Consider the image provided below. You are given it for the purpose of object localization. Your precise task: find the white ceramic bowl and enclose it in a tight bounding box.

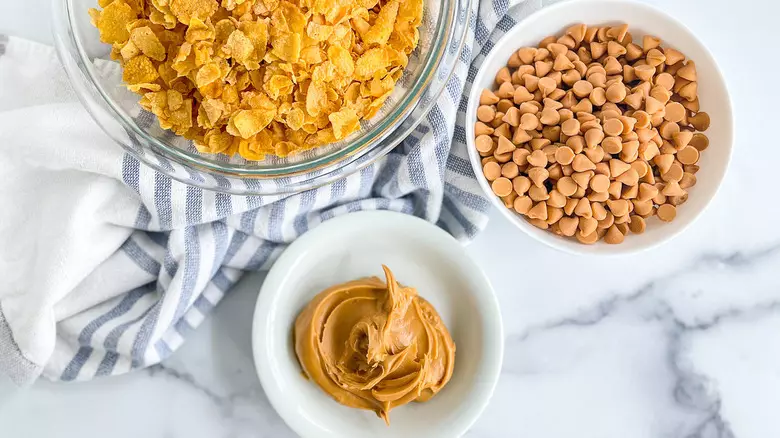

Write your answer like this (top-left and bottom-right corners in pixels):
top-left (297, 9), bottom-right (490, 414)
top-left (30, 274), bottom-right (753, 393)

top-left (465, 0), bottom-right (734, 255)
top-left (252, 211), bottom-right (503, 438)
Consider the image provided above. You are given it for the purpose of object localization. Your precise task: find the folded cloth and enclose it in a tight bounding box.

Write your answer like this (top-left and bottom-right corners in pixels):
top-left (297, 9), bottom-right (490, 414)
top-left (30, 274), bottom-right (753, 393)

top-left (0, 0), bottom-right (543, 384)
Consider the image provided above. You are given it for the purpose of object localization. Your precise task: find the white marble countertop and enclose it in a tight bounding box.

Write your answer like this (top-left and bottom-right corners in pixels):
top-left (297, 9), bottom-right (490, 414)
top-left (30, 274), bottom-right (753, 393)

top-left (2, 0), bottom-right (779, 437)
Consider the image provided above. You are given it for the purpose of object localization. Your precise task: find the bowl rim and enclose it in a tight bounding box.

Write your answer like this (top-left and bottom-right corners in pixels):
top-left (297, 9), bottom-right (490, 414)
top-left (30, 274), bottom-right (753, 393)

top-left (465, 0), bottom-right (735, 256)
top-left (59, 0), bottom-right (470, 181)
top-left (251, 210), bottom-right (504, 437)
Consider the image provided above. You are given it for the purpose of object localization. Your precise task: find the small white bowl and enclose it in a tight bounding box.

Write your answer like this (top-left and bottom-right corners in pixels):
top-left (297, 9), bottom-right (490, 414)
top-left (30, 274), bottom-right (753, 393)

top-left (252, 211), bottom-right (503, 438)
top-left (465, 0), bottom-right (734, 255)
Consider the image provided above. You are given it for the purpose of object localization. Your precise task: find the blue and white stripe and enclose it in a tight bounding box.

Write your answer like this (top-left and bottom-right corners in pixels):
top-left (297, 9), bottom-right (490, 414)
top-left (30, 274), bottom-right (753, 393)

top-left (48, 0), bottom-right (544, 381)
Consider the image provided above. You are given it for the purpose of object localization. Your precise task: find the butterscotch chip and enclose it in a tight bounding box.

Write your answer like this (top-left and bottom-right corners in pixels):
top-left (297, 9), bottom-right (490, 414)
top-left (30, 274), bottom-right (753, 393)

top-left (527, 201), bottom-right (548, 220)
top-left (627, 215), bottom-right (645, 234)
top-left (646, 48), bottom-right (666, 67)
top-left (689, 112), bottom-right (710, 131)
top-left (477, 105), bottom-right (496, 123)
top-left (523, 74), bottom-right (540, 92)
top-left (583, 129), bottom-right (604, 149)
top-left (604, 225), bottom-right (625, 244)
top-left (633, 199), bottom-right (654, 217)
top-left (606, 199), bottom-right (630, 217)
top-left (556, 176), bottom-right (578, 197)
top-left (547, 189), bottom-right (567, 209)
top-left (607, 40), bottom-right (627, 57)
top-left (661, 162), bottom-right (684, 183)
top-left (517, 47), bottom-right (538, 64)
top-left (576, 230), bottom-right (599, 244)
top-left (528, 218), bottom-right (549, 229)
top-left (535, 60), bottom-right (553, 78)
top-left (513, 86), bottom-right (534, 104)
top-left (633, 111), bottom-right (651, 129)
top-left (528, 167), bottom-right (550, 188)
top-left (527, 149), bottom-right (548, 167)
top-left (662, 179), bottom-right (686, 197)
top-left (571, 80), bottom-right (593, 98)
top-left (689, 133), bottom-right (709, 151)
top-left (519, 102), bottom-right (540, 115)
top-left (607, 24), bottom-right (629, 42)
top-left (677, 146), bottom-right (700, 165)
top-left (540, 108), bottom-right (561, 125)
top-left (492, 177), bottom-right (513, 197)
top-left (497, 82), bottom-right (514, 100)
top-left (622, 184), bottom-right (639, 200)
top-left (483, 162), bottom-right (501, 181)
top-left (590, 174), bottom-right (610, 193)
top-left (588, 73), bottom-right (608, 89)
top-left (650, 85), bottom-right (672, 104)
top-left (546, 206), bottom-right (564, 225)
top-left (678, 82), bottom-right (698, 101)
top-left (603, 119), bottom-right (623, 137)
top-left (560, 118), bottom-right (580, 137)
top-left (609, 159), bottom-right (631, 178)
top-left (574, 197), bottom-right (593, 218)
top-left (630, 160), bottom-right (649, 178)
top-left (501, 107), bottom-right (520, 127)
top-left (604, 57), bottom-right (623, 75)
top-left (531, 138), bottom-right (552, 150)
top-left (513, 176), bottom-right (532, 195)
top-left (682, 98), bottom-right (700, 112)
top-left (634, 65), bottom-right (655, 81)
top-left (502, 162), bottom-right (520, 179)
top-left (597, 211), bottom-right (615, 229)
top-left (496, 136), bottom-right (516, 155)
top-left (684, 164), bottom-right (700, 174)
top-left (518, 113), bottom-right (538, 131)
top-left (497, 99), bottom-right (514, 114)
top-left (601, 136), bottom-right (622, 155)
top-left (494, 151), bottom-right (512, 163)
top-left (557, 216), bottom-right (579, 236)
top-left (513, 128), bottom-right (532, 144)
top-left (507, 51), bottom-right (523, 68)
top-left (617, 168), bottom-right (639, 186)
top-left (657, 203), bottom-right (677, 221)
top-left (496, 67), bottom-right (512, 84)
top-left (491, 113), bottom-right (507, 129)
top-left (553, 54), bottom-right (575, 72)
top-left (475, 122), bottom-right (494, 136)
top-left (584, 146), bottom-right (605, 164)
top-left (664, 47), bottom-right (685, 65)
top-left (554, 146), bottom-right (576, 165)
top-left (480, 89), bottom-right (500, 105)
top-left (475, 135), bottom-right (494, 153)
top-left (572, 171), bottom-right (593, 189)
top-left (513, 196), bottom-right (533, 214)
top-left (578, 216), bottom-right (598, 236)
top-left (590, 201), bottom-right (607, 221)
top-left (659, 121), bottom-right (680, 140)
top-left (672, 131), bottom-right (693, 149)
top-left (572, 154), bottom-right (597, 172)
top-left (502, 192), bottom-right (518, 209)
top-left (513, 148), bottom-right (531, 166)
top-left (643, 35), bottom-right (661, 52)
top-left (679, 172), bottom-right (697, 189)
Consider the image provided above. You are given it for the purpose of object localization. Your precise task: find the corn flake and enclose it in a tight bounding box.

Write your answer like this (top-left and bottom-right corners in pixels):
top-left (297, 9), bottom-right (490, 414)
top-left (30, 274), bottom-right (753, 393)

top-left (90, 0), bottom-right (424, 160)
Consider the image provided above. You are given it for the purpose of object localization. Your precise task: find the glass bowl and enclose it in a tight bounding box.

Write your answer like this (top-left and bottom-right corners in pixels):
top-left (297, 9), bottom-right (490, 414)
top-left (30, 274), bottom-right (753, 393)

top-left (52, 0), bottom-right (472, 195)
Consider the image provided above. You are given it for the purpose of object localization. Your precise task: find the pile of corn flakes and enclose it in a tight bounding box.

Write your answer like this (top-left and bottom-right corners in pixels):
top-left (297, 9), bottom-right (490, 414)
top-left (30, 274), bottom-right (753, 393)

top-left (88, 0), bottom-right (424, 160)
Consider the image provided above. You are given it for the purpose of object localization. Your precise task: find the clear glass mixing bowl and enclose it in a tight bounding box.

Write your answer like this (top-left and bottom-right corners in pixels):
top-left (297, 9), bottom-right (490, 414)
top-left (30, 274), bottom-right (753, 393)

top-left (52, 0), bottom-right (472, 195)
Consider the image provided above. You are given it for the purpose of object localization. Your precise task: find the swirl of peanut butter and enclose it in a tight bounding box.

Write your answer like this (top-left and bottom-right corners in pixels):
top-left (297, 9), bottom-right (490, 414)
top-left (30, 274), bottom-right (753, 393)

top-left (294, 265), bottom-right (456, 424)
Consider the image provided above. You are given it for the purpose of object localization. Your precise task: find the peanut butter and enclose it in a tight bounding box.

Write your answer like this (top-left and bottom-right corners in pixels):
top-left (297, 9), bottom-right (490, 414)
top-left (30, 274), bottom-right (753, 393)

top-left (293, 265), bottom-right (455, 424)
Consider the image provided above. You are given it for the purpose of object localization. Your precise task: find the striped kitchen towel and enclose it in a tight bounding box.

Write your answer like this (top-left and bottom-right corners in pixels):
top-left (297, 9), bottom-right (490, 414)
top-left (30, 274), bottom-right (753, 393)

top-left (0, 0), bottom-right (545, 384)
